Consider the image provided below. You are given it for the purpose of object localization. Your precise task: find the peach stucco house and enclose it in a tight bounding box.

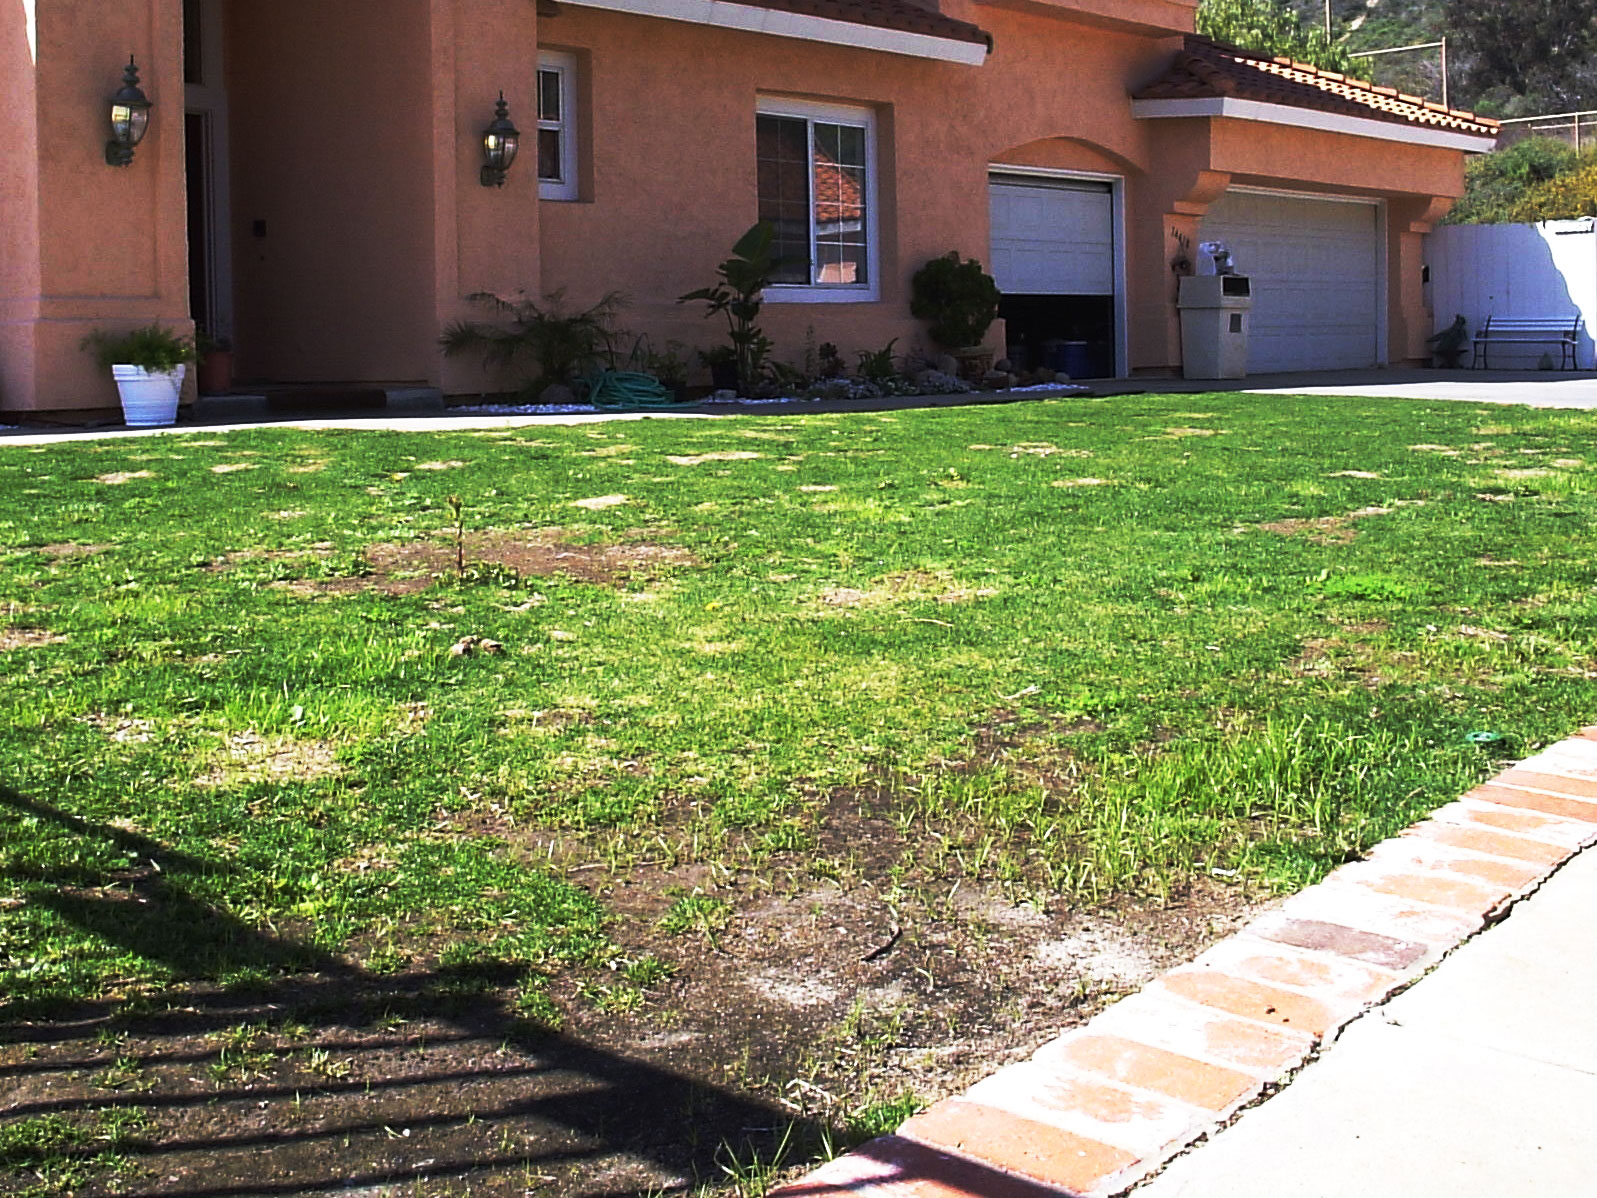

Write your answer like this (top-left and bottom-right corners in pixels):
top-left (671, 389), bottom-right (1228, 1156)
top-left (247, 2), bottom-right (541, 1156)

top-left (0, 0), bottom-right (1498, 421)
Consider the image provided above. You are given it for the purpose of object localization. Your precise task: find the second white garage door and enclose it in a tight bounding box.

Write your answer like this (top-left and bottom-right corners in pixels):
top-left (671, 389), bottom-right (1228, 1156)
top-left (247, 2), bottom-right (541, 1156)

top-left (1200, 190), bottom-right (1381, 373)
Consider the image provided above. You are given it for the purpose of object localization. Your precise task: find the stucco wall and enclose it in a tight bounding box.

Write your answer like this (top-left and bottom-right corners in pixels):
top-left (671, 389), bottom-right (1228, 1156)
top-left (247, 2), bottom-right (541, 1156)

top-left (0, 0), bottom-right (1476, 414)
top-left (0, 0), bottom-right (43, 411)
top-left (1, 0), bottom-right (188, 414)
top-left (536, 5), bottom-right (1175, 377)
top-left (532, 4), bottom-right (1466, 383)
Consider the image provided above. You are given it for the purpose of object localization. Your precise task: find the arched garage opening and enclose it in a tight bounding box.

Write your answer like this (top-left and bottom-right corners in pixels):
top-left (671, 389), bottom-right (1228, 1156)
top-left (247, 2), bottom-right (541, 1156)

top-left (988, 140), bottom-right (1130, 380)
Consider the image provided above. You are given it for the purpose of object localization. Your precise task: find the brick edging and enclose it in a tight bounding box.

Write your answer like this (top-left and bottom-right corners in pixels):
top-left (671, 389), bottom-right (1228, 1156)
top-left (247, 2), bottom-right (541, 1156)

top-left (772, 728), bottom-right (1597, 1198)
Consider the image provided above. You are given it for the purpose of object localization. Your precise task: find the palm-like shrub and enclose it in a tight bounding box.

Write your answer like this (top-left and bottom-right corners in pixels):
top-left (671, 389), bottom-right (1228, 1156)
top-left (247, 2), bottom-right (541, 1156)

top-left (441, 290), bottom-right (625, 397)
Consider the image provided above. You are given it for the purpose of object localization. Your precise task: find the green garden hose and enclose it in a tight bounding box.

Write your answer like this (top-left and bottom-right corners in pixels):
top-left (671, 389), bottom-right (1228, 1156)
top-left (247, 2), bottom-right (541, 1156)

top-left (583, 369), bottom-right (689, 411)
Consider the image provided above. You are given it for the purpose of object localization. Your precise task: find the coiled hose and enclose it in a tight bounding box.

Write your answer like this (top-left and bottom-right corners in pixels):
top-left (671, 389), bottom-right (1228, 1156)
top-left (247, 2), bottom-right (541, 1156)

top-left (583, 369), bottom-right (691, 411)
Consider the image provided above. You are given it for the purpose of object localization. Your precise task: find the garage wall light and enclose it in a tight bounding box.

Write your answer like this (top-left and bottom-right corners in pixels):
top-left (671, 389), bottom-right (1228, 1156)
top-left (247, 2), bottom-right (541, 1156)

top-left (106, 56), bottom-right (152, 167)
top-left (480, 92), bottom-right (521, 187)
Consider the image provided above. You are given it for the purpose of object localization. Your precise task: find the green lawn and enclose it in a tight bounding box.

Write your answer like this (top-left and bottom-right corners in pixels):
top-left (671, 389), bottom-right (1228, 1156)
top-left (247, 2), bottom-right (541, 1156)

top-left (3, 393), bottom-right (1595, 1017)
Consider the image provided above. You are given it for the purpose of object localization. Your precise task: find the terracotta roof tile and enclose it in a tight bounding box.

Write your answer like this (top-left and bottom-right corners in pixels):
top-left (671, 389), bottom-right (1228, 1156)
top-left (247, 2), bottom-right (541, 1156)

top-left (722, 0), bottom-right (991, 48)
top-left (1135, 36), bottom-right (1499, 137)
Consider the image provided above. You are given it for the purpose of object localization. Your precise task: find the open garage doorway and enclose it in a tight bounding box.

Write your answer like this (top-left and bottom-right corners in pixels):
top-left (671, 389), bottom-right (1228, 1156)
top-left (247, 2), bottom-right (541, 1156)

top-left (988, 170), bottom-right (1125, 379)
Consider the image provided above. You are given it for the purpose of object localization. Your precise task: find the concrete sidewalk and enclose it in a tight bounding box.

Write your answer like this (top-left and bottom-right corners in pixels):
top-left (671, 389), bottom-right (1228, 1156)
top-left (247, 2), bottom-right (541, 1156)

top-left (6, 367), bottom-right (1597, 446)
top-left (1137, 835), bottom-right (1597, 1197)
top-left (774, 731), bottom-right (1597, 1198)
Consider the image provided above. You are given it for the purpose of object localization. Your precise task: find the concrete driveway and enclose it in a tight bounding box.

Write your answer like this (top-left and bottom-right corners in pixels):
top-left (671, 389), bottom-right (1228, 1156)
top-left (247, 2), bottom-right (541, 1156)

top-left (1238, 367), bottom-right (1597, 408)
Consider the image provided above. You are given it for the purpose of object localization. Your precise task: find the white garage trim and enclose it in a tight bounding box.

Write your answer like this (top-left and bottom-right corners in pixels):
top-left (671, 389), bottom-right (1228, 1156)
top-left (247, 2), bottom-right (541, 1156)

top-left (988, 164), bottom-right (1128, 378)
top-left (1203, 186), bottom-right (1387, 372)
top-left (1132, 97), bottom-right (1497, 153)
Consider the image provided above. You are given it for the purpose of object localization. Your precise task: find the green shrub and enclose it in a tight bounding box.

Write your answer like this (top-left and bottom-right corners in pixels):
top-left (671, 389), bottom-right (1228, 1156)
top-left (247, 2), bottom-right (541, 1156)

top-left (440, 290), bottom-right (625, 398)
top-left (910, 252), bottom-right (1000, 350)
top-left (1505, 160), bottom-right (1597, 222)
top-left (81, 324), bottom-right (196, 372)
top-left (1446, 138), bottom-right (1581, 224)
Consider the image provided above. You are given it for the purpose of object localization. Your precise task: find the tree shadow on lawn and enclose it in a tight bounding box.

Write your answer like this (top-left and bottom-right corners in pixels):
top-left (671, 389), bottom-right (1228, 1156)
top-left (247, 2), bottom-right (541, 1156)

top-left (0, 785), bottom-right (1033, 1197)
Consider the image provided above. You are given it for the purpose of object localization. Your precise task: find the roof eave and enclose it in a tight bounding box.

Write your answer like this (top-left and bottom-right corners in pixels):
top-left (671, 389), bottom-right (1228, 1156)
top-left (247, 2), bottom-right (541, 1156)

top-left (1132, 96), bottom-right (1498, 153)
top-left (561, 0), bottom-right (991, 64)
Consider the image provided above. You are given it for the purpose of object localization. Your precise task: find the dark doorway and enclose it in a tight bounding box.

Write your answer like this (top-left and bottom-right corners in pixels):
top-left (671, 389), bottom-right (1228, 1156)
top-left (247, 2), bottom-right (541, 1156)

top-left (185, 110), bottom-right (215, 337)
top-left (1000, 294), bottom-right (1116, 379)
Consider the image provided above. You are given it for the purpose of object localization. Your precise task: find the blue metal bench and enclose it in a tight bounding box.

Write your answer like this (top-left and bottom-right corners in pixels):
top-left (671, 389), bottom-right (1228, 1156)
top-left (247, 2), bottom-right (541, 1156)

top-left (1471, 315), bottom-right (1583, 370)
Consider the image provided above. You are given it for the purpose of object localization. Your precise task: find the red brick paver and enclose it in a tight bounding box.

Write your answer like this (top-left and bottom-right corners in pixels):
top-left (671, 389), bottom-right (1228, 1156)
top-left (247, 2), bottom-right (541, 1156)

top-left (772, 732), bottom-right (1597, 1198)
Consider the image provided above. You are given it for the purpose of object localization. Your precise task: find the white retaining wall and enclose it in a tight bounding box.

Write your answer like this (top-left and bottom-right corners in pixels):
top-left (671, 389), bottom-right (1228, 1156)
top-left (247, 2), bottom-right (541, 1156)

top-left (1426, 220), bottom-right (1597, 369)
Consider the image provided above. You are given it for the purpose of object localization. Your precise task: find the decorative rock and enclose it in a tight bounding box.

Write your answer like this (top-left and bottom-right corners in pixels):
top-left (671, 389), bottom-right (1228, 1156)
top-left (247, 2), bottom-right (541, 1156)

top-left (539, 382), bottom-right (576, 405)
top-left (995, 357), bottom-right (1014, 373)
top-left (712, 388), bottom-right (739, 401)
top-left (1034, 367), bottom-right (1056, 383)
top-left (934, 354), bottom-right (960, 377)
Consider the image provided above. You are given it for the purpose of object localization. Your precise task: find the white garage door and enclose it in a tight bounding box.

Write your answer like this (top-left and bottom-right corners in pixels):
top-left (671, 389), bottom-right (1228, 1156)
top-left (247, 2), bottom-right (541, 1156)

top-left (1200, 190), bottom-right (1380, 373)
top-left (989, 177), bottom-right (1115, 296)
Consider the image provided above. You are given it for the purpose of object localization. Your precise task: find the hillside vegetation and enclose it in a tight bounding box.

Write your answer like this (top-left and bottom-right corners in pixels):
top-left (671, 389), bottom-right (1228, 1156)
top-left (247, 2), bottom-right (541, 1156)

top-left (1202, 0), bottom-right (1597, 117)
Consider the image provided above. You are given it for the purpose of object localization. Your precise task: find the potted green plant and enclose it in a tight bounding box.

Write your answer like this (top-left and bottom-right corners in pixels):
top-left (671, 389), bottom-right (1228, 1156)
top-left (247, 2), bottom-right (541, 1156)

top-left (697, 345), bottom-right (739, 392)
top-left (910, 252), bottom-right (1001, 379)
top-left (81, 324), bottom-right (197, 427)
top-left (679, 221), bottom-right (782, 394)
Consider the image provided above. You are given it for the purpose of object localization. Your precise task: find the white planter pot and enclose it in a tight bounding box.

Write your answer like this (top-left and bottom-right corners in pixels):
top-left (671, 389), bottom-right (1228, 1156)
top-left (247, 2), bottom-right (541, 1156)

top-left (111, 364), bottom-right (185, 428)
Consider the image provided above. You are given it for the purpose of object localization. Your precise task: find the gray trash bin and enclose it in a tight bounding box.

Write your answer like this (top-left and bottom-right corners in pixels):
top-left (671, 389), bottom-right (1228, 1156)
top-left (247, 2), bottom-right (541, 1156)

top-left (1178, 275), bottom-right (1253, 380)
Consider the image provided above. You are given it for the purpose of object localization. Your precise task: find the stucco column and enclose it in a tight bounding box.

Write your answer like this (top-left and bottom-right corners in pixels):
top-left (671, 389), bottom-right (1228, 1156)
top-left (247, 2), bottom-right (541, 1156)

top-left (1390, 195), bottom-right (1454, 367)
top-left (1156, 168), bottom-right (1230, 373)
top-left (430, 0), bottom-right (541, 396)
top-left (0, 0), bottom-right (188, 416)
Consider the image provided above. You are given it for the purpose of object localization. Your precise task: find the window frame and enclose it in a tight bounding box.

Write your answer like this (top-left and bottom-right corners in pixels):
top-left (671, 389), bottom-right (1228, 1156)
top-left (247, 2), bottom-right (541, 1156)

top-left (756, 97), bottom-right (880, 304)
top-left (537, 50), bottom-right (579, 202)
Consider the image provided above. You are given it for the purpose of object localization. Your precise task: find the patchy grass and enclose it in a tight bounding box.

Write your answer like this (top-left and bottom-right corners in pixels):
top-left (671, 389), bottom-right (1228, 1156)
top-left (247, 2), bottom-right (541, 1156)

top-left (3, 393), bottom-right (1596, 1190)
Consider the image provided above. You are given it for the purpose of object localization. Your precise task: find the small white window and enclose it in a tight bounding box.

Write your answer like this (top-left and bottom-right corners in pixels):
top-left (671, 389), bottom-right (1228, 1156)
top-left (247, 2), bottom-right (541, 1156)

top-left (537, 51), bottom-right (578, 201)
top-left (756, 98), bottom-right (878, 303)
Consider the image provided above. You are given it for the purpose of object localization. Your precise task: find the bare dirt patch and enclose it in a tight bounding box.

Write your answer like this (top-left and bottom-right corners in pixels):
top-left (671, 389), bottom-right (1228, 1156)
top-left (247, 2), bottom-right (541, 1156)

top-left (1256, 505), bottom-right (1397, 546)
top-left (1289, 621), bottom-right (1419, 689)
top-left (571, 494), bottom-right (628, 511)
top-left (817, 570), bottom-right (998, 608)
top-left (35, 542), bottom-right (113, 558)
top-left (398, 531), bottom-right (695, 587)
top-left (219, 530), bottom-right (696, 597)
top-left (194, 731), bottom-right (342, 788)
top-left (666, 451), bottom-right (762, 466)
top-left (0, 626), bottom-right (66, 651)
top-left (93, 470), bottom-right (154, 485)
top-left (0, 732), bottom-right (1264, 1198)
top-left (79, 712), bottom-right (155, 743)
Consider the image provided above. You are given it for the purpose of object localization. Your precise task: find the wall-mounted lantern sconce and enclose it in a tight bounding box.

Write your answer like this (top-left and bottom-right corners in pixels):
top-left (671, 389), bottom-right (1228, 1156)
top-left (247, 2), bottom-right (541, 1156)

top-left (105, 56), bottom-right (152, 167)
top-left (480, 92), bottom-right (520, 187)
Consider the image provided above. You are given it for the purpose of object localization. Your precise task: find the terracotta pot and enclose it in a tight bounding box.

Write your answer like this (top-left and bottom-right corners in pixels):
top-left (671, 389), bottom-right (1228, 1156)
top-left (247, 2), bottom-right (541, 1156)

top-left (951, 347), bottom-right (994, 381)
top-left (198, 349), bottom-right (233, 395)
